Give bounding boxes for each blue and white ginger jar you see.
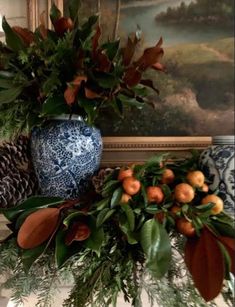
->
[31,116,103,198]
[199,136,234,216]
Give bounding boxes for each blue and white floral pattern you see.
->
[199,145,234,216]
[31,119,103,198]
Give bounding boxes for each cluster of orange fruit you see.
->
[117,166,224,237]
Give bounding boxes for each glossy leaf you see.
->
[22,243,46,272]
[50,3,62,24]
[102,40,120,60]
[92,25,101,55]
[111,187,123,208]
[17,208,60,249]
[0,87,23,105]
[217,236,235,275]
[2,16,25,51]
[119,214,138,245]
[121,204,135,232]
[65,222,91,245]
[96,208,115,228]
[101,180,119,197]
[63,211,87,228]
[95,198,110,211]
[15,208,39,229]
[55,229,80,268]
[68,0,81,21]
[42,95,68,115]
[2,196,63,221]
[140,219,171,278]
[210,220,235,238]
[122,37,138,66]
[140,79,159,94]
[185,228,225,301]
[12,26,34,46]
[85,218,104,256]
[0,78,15,89]
[123,67,142,88]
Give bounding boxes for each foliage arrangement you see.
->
[0,0,164,137]
[0,153,234,306]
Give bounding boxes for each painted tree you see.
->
[113,0,121,40]
[97,0,101,25]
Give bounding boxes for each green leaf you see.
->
[0,87,23,105]
[78,97,97,125]
[211,220,235,238]
[117,94,144,109]
[111,187,123,208]
[22,243,46,272]
[15,209,39,229]
[0,78,15,89]
[121,204,135,231]
[95,198,110,211]
[145,205,161,215]
[119,214,138,245]
[85,218,104,256]
[2,16,25,51]
[102,40,120,60]
[63,211,86,228]
[101,180,119,197]
[93,71,119,89]
[140,219,171,278]
[1,196,63,221]
[141,185,148,207]
[218,241,232,279]
[50,3,62,24]
[42,95,68,115]
[55,229,80,268]
[196,203,215,211]
[96,208,115,228]
[161,184,172,199]
[68,0,81,21]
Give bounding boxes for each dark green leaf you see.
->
[55,229,80,268]
[0,78,15,89]
[211,220,235,238]
[93,71,119,89]
[85,218,104,255]
[95,198,110,211]
[119,214,138,245]
[0,87,23,105]
[22,243,46,272]
[141,185,148,207]
[140,219,171,278]
[2,196,63,221]
[111,187,123,208]
[145,206,161,215]
[2,16,25,51]
[117,94,144,109]
[218,241,232,279]
[121,204,135,231]
[96,208,115,228]
[102,40,120,60]
[42,95,68,115]
[50,3,62,24]
[101,180,119,197]
[196,203,215,211]
[63,211,86,228]
[68,0,81,21]
[161,184,172,199]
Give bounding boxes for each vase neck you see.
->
[212,135,235,145]
[48,114,84,121]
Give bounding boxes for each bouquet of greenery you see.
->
[0,0,164,137]
[0,153,234,307]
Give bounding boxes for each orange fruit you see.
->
[120,193,132,204]
[170,205,181,218]
[174,183,195,203]
[118,167,133,181]
[155,212,165,223]
[201,194,224,215]
[147,186,164,204]
[122,177,141,196]
[176,218,196,237]
[186,170,205,188]
[201,183,209,193]
[161,168,175,184]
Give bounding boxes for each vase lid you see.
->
[212,135,235,145]
[49,114,83,121]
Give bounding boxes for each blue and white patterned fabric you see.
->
[31,118,103,199]
[199,140,234,216]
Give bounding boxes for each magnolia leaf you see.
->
[22,243,46,272]
[50,3,62,24]
[17,208,60,249]
[123,67,142,88]
[42,95,68,115]
[92,25,101,55]
[15,209,39,229]
[111,187,123,208]
[85,88,101,99]
[2,16,25,51]
[217,236,235,275]
[55,229,80,268]
[65,222,91,245]
[121,204,135,232]
[101,180,119,197]
[96,208,115,228]
[96,51,111,72]
[140,219,171,278]
[95,198,110,211]
[0,77,15,89]
[53,17,73,36]
[2,196,63,221]
[85,218,104,256]
[210,220,235,238]
[63,211,87,228]
[12,26,34,46]
[68,0,81,21]
[140,79,159,94]
[185,228,225,301]
[0,87,23,105]
[122,37,138,66]
[102,40,120,60]
[119,214,138,245]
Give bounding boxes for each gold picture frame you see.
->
[26,1,212,166]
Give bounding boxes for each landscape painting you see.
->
[64,0,234,136]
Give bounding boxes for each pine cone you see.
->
[0,135,39,208]
[92,168,116,194]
